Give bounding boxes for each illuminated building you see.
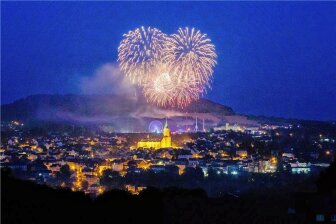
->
[66,162,84,190]
[137,138,161,150]
[137,160,151,170]
[137,119,172,150]
[236,150,248,158]
[125,185,146,195]
[214,123,243,132]
[289,162,311,174]
[161,119,172,148]
[97,160,126,175]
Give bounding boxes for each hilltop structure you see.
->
[137,119,172,150]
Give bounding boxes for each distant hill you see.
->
[1,94,235,131]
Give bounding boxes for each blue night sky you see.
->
[1,2,336,121]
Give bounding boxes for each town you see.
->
[1,119,335,197]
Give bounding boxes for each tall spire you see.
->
[165,117,168,128]
[195,116,198,132]
[203,118,205,132]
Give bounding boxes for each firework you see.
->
[118,26,217,108]
[118,26,167,85]
[163,27,217,86]
[142,63,203,108]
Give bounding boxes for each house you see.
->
[149,165,166,173]
[188,158,200,167]
[48,163,62,173]
[111,160,125,172]
[6,158,30,172]
[289,161,311,174]
[85,174,99,186]
[175,159,188,175]
[177,149,193,160]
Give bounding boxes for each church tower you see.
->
[161,118,172,148]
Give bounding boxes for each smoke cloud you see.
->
[80,63,136,96]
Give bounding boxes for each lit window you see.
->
[316,214,325,222]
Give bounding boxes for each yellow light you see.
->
[138,161,150,170]
[221,152,229,157]
[178,165,185,175]
[98,187,104,194]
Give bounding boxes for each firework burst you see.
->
[118,26,217,108]
[142,63,203,108]
[163,27,217,85]
[118,26,167,84]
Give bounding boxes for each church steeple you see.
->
[163,118,170,137]
[161,118,172,148]
[164,118,168,129]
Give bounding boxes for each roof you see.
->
[138,138,161,142]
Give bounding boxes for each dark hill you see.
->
[1,94,234,130]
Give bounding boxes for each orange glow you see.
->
[221,152,229,157]
[138,161,151,170]
[177,165,185,175]
[98,165,111,176]
[98,186,104,194]
[193,153,202,159]
[125,185,146,195]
